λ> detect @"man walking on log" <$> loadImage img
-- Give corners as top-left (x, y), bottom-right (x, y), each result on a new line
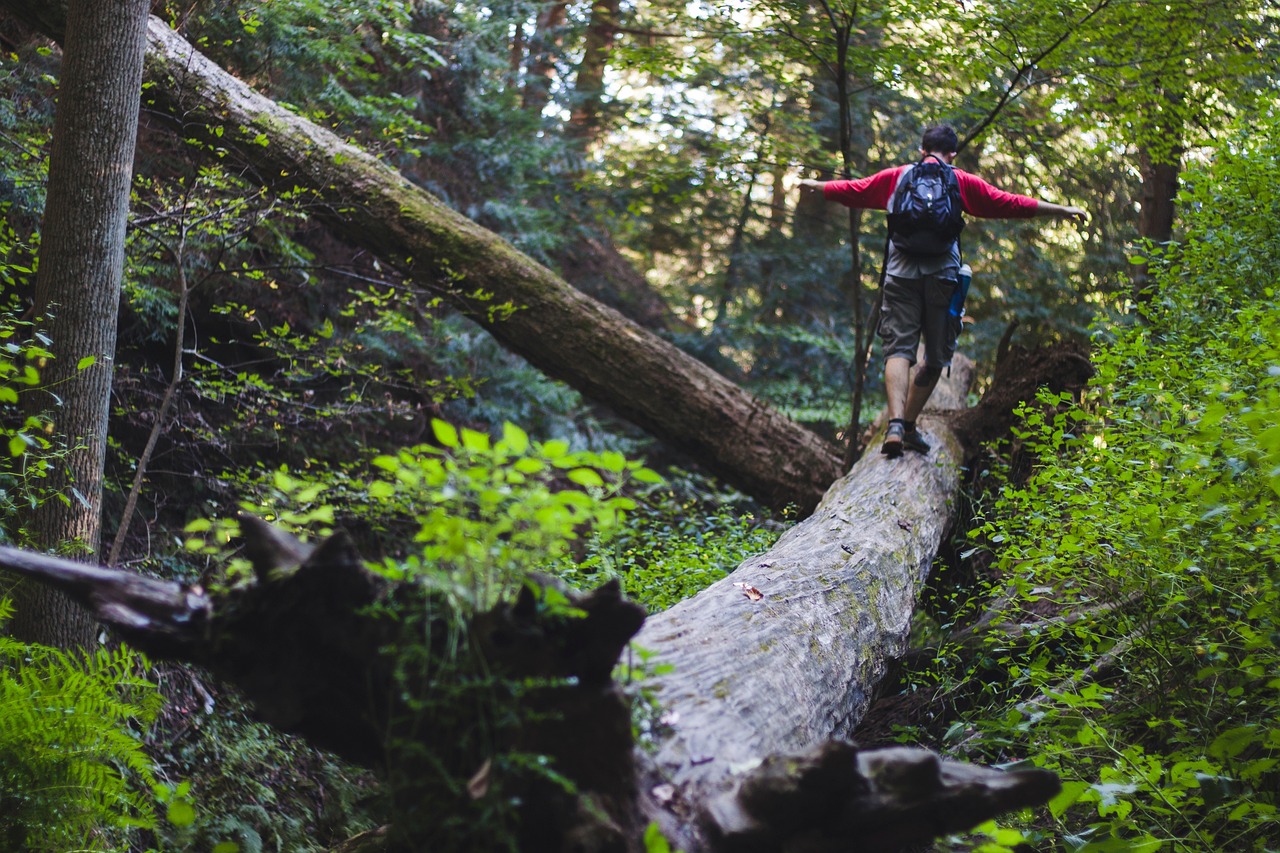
top-left (801, 125), bottom-right (1085, 457)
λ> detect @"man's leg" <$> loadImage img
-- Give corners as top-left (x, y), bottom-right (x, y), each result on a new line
top-left (881, 356), bottom-right (913, 456)
top-left (898, 271), bottom-right (959, 454)
top-left (885, 356), bottom-right (911, 422)
top-left (903, 365), bottom-right (942, 422)
top-left (878, 274), bottom-right (925, 457)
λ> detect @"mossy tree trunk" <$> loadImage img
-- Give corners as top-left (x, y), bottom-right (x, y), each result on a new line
top-left (0, 1), bottom-right (844, 514)
top-left (156, 11), bottom-right (842, 513)
top-left (10, 0), bottom-right (150, 649)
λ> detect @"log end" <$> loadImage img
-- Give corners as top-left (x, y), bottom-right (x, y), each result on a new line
top-left (698, 741), bottom-right (1059, 852)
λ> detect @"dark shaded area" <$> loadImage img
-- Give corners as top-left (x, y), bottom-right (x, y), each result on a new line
top-left (952, 340), bottom-right (1095, 454)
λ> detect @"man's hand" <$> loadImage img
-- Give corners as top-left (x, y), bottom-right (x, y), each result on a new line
top-left (1036, 201), bottom-right (1087, 222)
top-left (798, 178), bottom-right (826, 191)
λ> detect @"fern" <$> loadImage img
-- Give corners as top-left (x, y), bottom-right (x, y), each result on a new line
top-left (0, 598), bottom-right (161, 852)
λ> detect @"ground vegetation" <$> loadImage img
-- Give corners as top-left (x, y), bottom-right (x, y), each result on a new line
top-left (0, 0), bottom-right (1276, 849)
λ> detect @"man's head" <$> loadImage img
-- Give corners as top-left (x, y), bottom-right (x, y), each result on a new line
top-left (920, 125), bottom-right (959, 159)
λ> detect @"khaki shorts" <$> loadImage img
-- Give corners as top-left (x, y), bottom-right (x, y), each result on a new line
top-left (878, 272), bottom-right (961, 368)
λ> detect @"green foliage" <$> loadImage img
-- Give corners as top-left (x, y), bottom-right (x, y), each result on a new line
top-left (911, 117), bottom-right (1280, 850)
top-left (0, 600), bottom-right (162, 851)
top-left (0, 316), bottom-right (57, 529)
top-left (183, 418), bottom-right (663, 849)
top-left (565, 497), bottom-right (779, 613)
top-left (356, 419), bottom-right (660, 604)
top-left (180, 0), bottom-right (442, 157)
top-left (0, 44), bottom-right (55, 221)
top-left (152, 705), bottom-right (376, 853)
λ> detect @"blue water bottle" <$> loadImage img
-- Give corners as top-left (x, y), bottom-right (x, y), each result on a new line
top-left (950, 263), bottom-right (972, 318)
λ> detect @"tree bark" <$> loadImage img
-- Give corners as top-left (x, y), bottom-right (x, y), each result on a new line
top-left (566, 0), bottom-right (618, 149)
top-left (10, 0), bottom-right (149, 649)
top-left (1132, 144), bottom-right (1181, 304)
top-left (632, 356), bottom-right (1013, 848)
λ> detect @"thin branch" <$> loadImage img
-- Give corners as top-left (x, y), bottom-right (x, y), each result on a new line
top-left (107, 224), bottom-right (191, 567)
top-left (959, 0), bottom-right (1117, 152)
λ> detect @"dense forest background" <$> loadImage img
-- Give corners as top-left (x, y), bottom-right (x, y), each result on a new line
top-left (0, 0), bottom-right (1278, 851)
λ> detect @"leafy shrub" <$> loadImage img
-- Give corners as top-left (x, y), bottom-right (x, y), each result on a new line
top-left (183, 418), bottom-right (663, 850)
top-left (912, 117), bottom-right (1280, 851)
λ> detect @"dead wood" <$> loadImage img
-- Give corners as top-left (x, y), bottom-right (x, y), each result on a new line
top-left (0, 522), bottom-right (648, 849)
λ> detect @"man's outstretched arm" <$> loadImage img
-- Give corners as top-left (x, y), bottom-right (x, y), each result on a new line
top-left (798, 170), bottom-right (902, 210)
top-left (1032, 200), bottom-right (1088, 221)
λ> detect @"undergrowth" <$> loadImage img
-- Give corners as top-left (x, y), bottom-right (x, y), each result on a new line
top-left (897, 118), bottom-right (1280, 851)
top-left (0, 600), bottom-right (162, 852)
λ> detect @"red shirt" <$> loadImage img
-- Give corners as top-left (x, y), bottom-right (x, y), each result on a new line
top-left (822, 165), bottom-right (1039, 219)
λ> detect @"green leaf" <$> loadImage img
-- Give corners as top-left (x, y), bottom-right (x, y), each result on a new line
top-left (372, 454), bottom-right (400, 472)
top-left (643, 822), bottom-right (672, 853)
top-left (1209, 726), bottom-right (1259, 760)
top-left (461, 427), bottom-right (490, 452)
top-left (166, 799), bottom-right (196, 827)
top-left (599, 450), bottom-right (627, 472)
top-left (0, 385), bottom-right (17, 403)
top-left (368, 480), bottom-right (396, 500)
top-left (1048, 780), bottom-right (1090, 820)
top-left (295, 483), bottom-right (326, 503)
top-left (500, 422), bottom-right (529, 454)
top-left (432, 419), bottom-right (459, 448)
top-left (76, 354), bottom-right (96, 370)
top-left (273, 468), bottom-right (298, 493)
top-left (568, 468), bottom-right (605, 488)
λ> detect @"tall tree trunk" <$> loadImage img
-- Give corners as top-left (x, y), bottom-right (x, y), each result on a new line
top-left (1131, 85), bottom-right (1185, 305)
top-left (521, 0), bottom-right (568, 116)
top-left (10, 0), bottom-right (149, 649)
top-left (1133, 145), bottom-right (1181, 304)
top-left (769, 163), bottom-right (789, 232)
top-left (566, 0), bottom-right (617, 149)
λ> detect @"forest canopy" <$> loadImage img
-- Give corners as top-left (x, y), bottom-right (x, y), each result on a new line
top-left (0, 0), bottom-right (1277, 851)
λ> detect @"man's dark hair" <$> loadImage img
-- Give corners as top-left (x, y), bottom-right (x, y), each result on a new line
top-left (921, 125), bottom-right (959, 154)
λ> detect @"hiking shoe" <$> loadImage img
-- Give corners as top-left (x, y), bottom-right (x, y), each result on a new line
top-left (881, 421), bottom-right (905, 458)
top-left (902, 426), bottom-right (931, 455)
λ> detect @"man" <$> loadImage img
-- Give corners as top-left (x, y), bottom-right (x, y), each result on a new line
top-left (800, 125), bottom-right (1085, 457)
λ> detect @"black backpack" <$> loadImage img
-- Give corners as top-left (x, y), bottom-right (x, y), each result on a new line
top-left (886, 155), bottom-right (964, 256)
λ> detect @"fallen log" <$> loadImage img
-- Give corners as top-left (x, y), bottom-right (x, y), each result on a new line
top-left (632, 355), bottom-right (1056, 850)
top-left (0, 355), bottom-right (1060, 851)
top-left (0, 2), bottom-right (842, 515)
